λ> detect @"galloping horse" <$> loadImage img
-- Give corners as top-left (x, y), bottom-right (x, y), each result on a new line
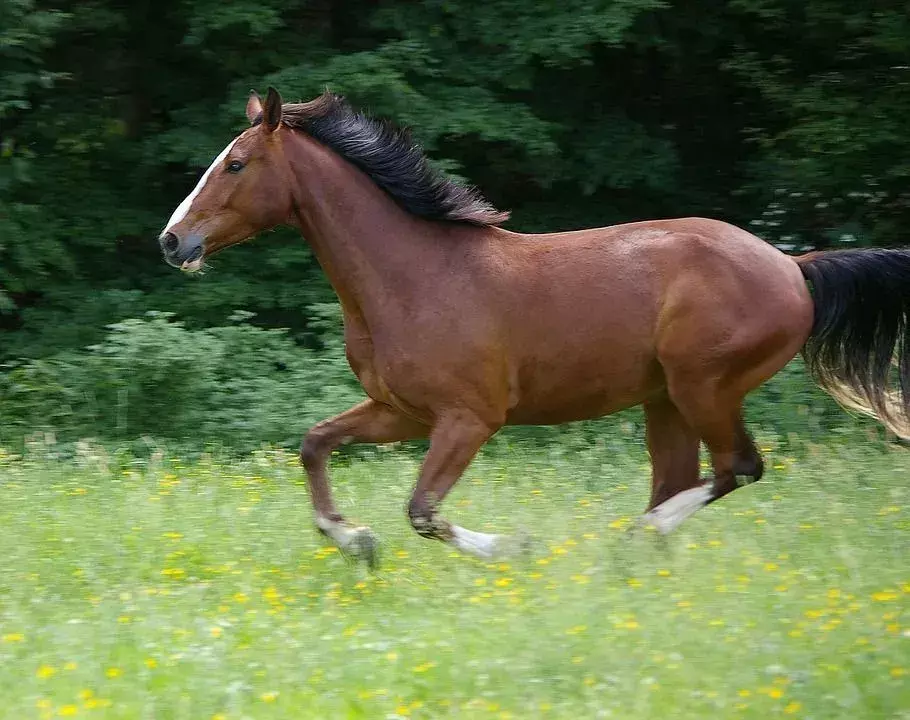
top-left (159, 87), bottom-right (910, 565)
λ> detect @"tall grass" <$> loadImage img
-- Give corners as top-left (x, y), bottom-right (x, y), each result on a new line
top-left (0, 442), bottom-right (906, 718)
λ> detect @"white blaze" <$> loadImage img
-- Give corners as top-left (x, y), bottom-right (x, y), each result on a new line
top-left (160, 137), bottom-right (239, 236)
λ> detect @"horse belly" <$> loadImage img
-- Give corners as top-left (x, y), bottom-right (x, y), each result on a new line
top-left (504, 344), bottom-right (664, 425)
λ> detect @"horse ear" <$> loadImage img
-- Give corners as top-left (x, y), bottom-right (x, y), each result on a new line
top-left (263, 86), bottom-right (283, 133)
top-left (246, 90), bottom-right (263, 125)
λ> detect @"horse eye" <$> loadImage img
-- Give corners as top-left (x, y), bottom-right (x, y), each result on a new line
top-left (227, 160), bottom-right (244, 173)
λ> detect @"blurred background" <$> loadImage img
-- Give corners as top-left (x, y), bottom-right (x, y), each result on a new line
top-left (2, 0), bottom-right (908, 452)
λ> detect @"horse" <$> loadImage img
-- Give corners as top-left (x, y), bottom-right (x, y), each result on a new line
top-left (158, 87), bottom-right (910, 567)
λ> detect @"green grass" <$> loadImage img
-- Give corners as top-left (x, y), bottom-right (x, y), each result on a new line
top-left (0, 440), bottom-right (907, 719)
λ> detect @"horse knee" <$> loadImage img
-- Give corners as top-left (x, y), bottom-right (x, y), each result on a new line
top-left (299, 427), bottom-right (328, 468)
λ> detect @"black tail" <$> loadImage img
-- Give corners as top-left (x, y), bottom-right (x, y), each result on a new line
top-left (798, 248), bottom-right (910, 439)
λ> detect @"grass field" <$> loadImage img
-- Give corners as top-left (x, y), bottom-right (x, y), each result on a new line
top-left (0, 440), bottom-right (907, 719)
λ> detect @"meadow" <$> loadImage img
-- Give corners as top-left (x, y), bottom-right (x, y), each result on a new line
top-left (0, 439), bottom-right (907, 719)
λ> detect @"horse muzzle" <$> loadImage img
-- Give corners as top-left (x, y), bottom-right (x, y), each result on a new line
top-left (159, 232), bottom-right (205, 272)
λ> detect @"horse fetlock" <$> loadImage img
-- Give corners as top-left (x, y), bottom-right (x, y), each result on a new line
top-left (314, 512), bottom-right (345, 536)
top-left (407, 506), bottom-right (452, 541)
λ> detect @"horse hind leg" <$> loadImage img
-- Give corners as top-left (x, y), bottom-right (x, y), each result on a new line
top-left (643, 390), bottom-right (766, 534)
top-left (642, 395), bottom-right (700, 511)
top-left (640, 395), bottom-right (714, 534)
top-left (730, 419), bottom-right (764, 486)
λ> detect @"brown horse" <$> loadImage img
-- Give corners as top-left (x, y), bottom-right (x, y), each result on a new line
top-left (159, 87), bottom-right (910, 565)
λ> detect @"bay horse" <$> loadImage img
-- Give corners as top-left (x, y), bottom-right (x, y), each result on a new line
top-left (159, 87), bottom-right (910, 566)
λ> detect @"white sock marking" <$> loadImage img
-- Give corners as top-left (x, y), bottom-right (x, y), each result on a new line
top-left (643, 483), bottom-right (715, 534)
top-left (315, 514), bottom-right (365, 550)
top-left (160, 137), bottom-right (239, 236)
top-left (450, 525), bottom-right (502, 559)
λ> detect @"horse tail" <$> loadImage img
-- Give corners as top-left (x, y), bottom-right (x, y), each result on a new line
top-left (796, 248), bottom-right (910, 439)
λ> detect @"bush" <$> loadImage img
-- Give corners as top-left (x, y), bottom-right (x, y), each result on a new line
top-left (0, 309), bottom-right (364, 452)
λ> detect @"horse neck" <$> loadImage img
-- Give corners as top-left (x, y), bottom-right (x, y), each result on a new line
top-left (282, 129), bottom-right (470, 319)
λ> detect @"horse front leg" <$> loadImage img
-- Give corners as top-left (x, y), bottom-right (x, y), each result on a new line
top-left (300, 399), bottom-right (428, 567)
top-left (406, 409), bottom-right (510, 559)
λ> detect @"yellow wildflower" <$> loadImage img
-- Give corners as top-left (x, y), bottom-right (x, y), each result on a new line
top-left (36, 665), bottom-right (56, 679)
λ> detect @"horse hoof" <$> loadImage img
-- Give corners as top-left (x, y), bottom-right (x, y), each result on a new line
top-left (514, 529), bottom-right (536, 557)
top-left (347, 527), bottom-right (380, 571)
top-left (491, 531), bottom-right (535, 559)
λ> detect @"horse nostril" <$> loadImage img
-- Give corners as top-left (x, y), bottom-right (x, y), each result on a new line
top-left (161, 232), bottom-right (180, 254)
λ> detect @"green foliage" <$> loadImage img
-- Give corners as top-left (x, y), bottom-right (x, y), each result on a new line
top-left (0, 310), bottom-right (363, 451)
top-left (0, 0), bottom-right (67, 118)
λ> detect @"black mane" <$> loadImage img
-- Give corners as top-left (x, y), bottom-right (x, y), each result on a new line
top-left (278, 92), bottom-right (509, 227)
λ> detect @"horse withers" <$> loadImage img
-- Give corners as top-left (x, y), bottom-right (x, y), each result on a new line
top-left (158, 87), bottom-right (910, 566)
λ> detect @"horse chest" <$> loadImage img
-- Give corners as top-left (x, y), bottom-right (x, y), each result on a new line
top-left (344, 322), bottom-right (452, 423)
